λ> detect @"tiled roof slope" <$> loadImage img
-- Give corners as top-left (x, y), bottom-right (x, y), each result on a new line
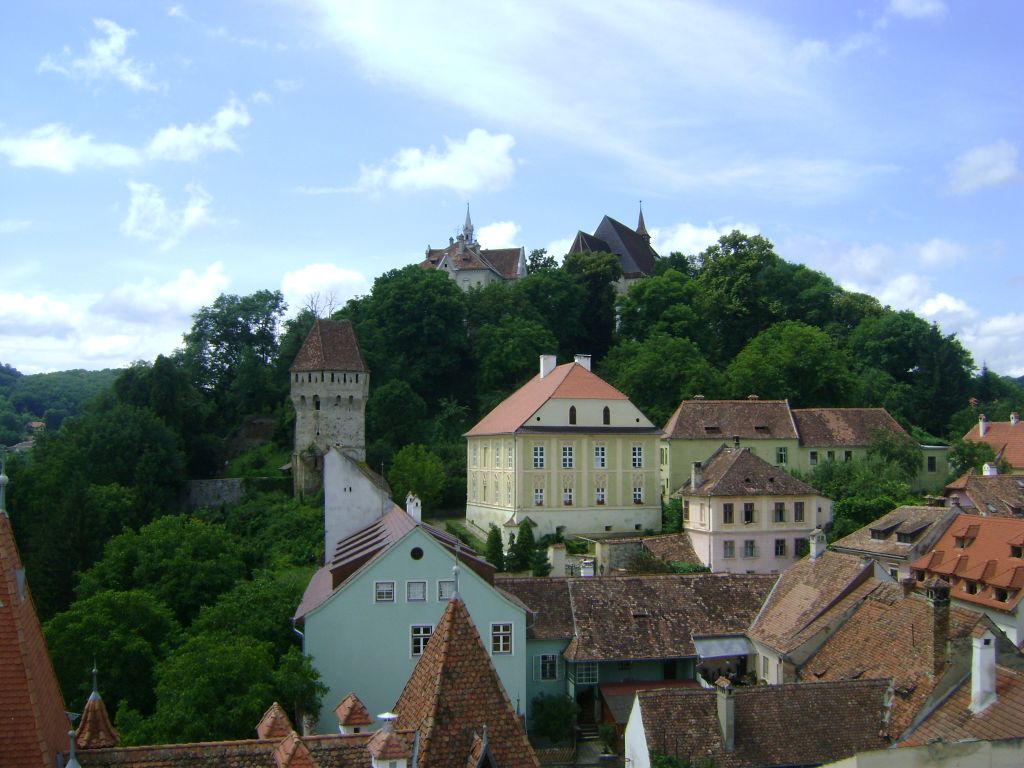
top-left (0, 511), bottom-right (71, 768)
top-left (334, 693), bottom-right (372, 727)
top-left (832, 505), bottom-right (958, 558)
top-left (903, 664), bottom-right (1024, 745)
top-left (466, 362), bottom-right (632, 437)
top-left (963, 420), bottom-right (1024, 469)
top-left (256, 702), bottom-right (293, 740)
top-left (801, 582), bottom-right (988, 737)
top-left (662, 399), bottom-right (797, 441)
top-left (592, 216), bottom-right (659, 277)
top-left (77, 689), bottom-right (119, 749)
top-left (421, 242), bottom-right (524, 281)
top-left (791, 407), bottom-right (908, 447)
top-left (946, 471), bottom-right (1024, 518)
top-left (748, 550), bottom-right (877, 654)
top-left (290, 319), bottom-right (367, 373)
top-left (636, 680), bottom-right (889, 768)
top-left (393, 597), bottom-right (539, 768)
top-left (911, 514), bottom-right (1024, 612)
top-left (641, 532), bottom-right (700, 565)
top-left (679, 446), bottom-right (820, 496)
top-left (502, 574), bottom-right (775, 661)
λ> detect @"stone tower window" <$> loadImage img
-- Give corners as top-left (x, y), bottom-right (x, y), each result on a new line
top-left (314, 395), bottom-right (321, 411)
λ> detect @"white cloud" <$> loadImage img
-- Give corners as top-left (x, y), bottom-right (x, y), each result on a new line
top-left (352, 129), bottom-right (516, 196)
top-left (0, 124), bottom-right (141, 172)
top-left (887, 0), bottom-right (947, 20)
top-left (544, 238), bottom-right (574, 260)
top-left (250, 90), bottom-right (272, 104)
top-left (120, 181), bottom-right (212, 249)
top-left (916, 237), bottom-right (966, 268)
top-left (651, 220), bottom-right (759, 256)
top-left (94, 262), bottom-right (229, 324)
top-left (168, 5), bottom-right (191, 21)
top-left (959, 313), bottom-right (1024, 377)
top-left (274, 78), bottom-right (304, 92)
top-left (146, 99), bottom-right (251, 162)
top-left (477, 221), bottom-right (521, 248)
top-left (919, 292), bottom-right (975, 320)
top-left (948, 140), bottom-right (1020, 195)
top-left (0, 219), bottom-right (31, 234)
top-left (280, 264), bottom-right (369, 314)
top-left (0, 292), bottom-right (80, 339)
top-left (39, 18), bottom-right (156, 91)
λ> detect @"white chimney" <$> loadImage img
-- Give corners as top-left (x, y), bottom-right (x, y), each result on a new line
top-left (715, 678), bottom-right (735, 752)
top-left (809, 526), bottom-right (827, 562)
top-left (691, 461), bottom-right (704, 489)
top-left (539, 354), bottom-right (557, 379)
top-left (1012, 412), bottom-right (1020, 426)
top-left (970, 630), bottom-right (997, 713)
top-left (979, 414), bottom-right (988, 437)
top-left (983, 462), bottom-right (999, 477)
top-left (573, 354), bottom-right (592, 371)
top-left (406, 493), bottom-right (422, 523)
top-left (548, 543), bottom-right (567, 577)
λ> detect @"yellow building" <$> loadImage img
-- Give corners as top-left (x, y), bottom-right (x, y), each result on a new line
top-left (465, 355), bottom-right (662, 543)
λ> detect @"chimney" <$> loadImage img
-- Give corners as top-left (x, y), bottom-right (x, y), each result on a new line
top-left (573, 354), bottom-right (592, 371)
top-left (970, 630), bottom-right (997, 713)
top-left (747, 394), bottom-right (759, 401)
top-left (732, 435), bottom-right (740, 448)
top-left (693, 394), bottom-right (705, 400)
top-left (1012, 412), bottom-right (1020, 426)
top-left (809, 526), bottom-right (827, 562)
top-left (983, 462), bottom-right (998, 477)
top-left (406, 493), bottom-right (422, 523)
top-left (691, 461), bottom-right (704, 489)
top-left (539, 354), bottom-right (557, 379)
top-left (901, 577), bottom-right (917, 598)
top-left (925, 580), bottom-right (950, 677)
top-left (715, 678), bottom-right (735, 752)
top-left (548, 543), bottom-right (567, 577)
top-left (979, 414), bottom-right (987, 437)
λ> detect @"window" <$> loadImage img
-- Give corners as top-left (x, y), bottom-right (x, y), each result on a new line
top-left (595, 487), bottom-right (606, 505)
top-left (844, 450), bottom-right (853, 462)
top-left (1011, 545), bottom-right (1023, 559)
top-left (889, 568), bottom-right (899, 581)
top-left (773, 502), bottom-right (786, 523)
top-left (576, 661), bottom-right (598, 685)
top-left (809, 451), bottom-right (818, 466)
top-left (632, 445), bottom-right (643, 468)
top-left (534, 487), bottom-right (544, 506)
top-left (660, 446), bottom-right (667, 466)
top-left (602, 406), bottom-right (610, 425)
top-left (594, 445), bottom-right (606, 469)
top-left (995, 588), bottom-right (1009, 602)
top-left (723, 502), bottom-right (734, 524)
top-left (743, 503), bottom-right (755, 524)
top-left (375, 581), bottom-right (395, 603)
top-left (472, 445), bottom-right (478, 467)
top-left (533, 445), bottom-right (545, 469)
top-left (562, 445), bottom-right (574, 469)
top-left (508, 447), bottom-right (513, 469)
top-left (491, 623), bottom-right (513, 654)
top-left (406, 581), bottom-right (426, 602)
top-left (563, 487), bottom-right (574, 506)
top-left (827, 450), bottom-right (835, 462)
top-left (411, 625), bottom-right (433, 656)
top-left (494, 446), bottom-right (500, 468)
top-left (776, 447), bottom-right (788, 465)
top-left (535, 653), bottom-right (559, 681)
top-left (314, 395), bottom-right (321, 411)
top-left (569, 406), bottom-right (577, 425)
top-left (723, 540), bottom-right (735, 558)
top-left (633, 486), bottom-right (643, 504)
top-left (438, 580), bottom-right (455, 600)
top-left (762, 655), bottom-right (769, 679)
top-left (682, 499), bottom-right (690, 521)
top-left (794, 501), bottom-right (805, 522)
top-left (927, 456), bottom-right (937, 473)
top-left (964, 581), bottom-right (978, 595)
top-left (743, 540), bottom-right (757, 558)
top-left (794, 538), bottom-right (809, 557)
top-left (507, 485), bottom-right (512, 505)
top-left (774, 539), bottom-right (787, 557)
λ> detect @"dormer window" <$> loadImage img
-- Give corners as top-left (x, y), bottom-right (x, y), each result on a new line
top-left (955, 537), bottom-right (969, 549)
top-left (870, 529), bottom-right (886, 540)
top-left (1011, 545), bottom-right (1023, 559)
top-left (994, 588), bottom-right (1010, 603)
top-left (964, 581), bottom-right (978, 595)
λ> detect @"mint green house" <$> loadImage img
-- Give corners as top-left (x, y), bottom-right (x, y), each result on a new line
top-left (296, 506), bottom-right (527, 733)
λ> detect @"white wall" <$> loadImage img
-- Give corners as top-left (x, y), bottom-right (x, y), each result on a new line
top-left (624, 695), bottom-right (650, 768)
top-left (324, 448), bottom-right (392, 557)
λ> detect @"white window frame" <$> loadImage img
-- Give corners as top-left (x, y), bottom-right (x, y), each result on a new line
top-left (533, 445), bottom-right (545, 469)
top-left (632, 444), bottom-right (643, 469)
top-left (507, 446), bottom-right (513, 469)
top-left (563, 486), bottom-right (574, 506)
top-left (411, 624), bottom-right (433, 656)
top-left (534, 487), bottom-right (544, 506)
top-left (794, 501), bottom-right (805, 523)
top-left (374, 581), bottom-right (396, 603)
top-left (776, 447), bottom-right (788, 465)
top-left (743, 540), bottom-right (757, 558)
top-left (723, 503), bottom-right (734, 524)
top-left (491, 622), bottom-right (513, 654)
top-left (406, 580), bottom-right (427, 602)
top-left (594, 445), bottom-right (606, 469)
top-left (774, 539), bottom-right (787, 557)
top-left (576, 661), bottom-right (598, 685)
top-left (438, 580), bottom-right (455, 601)
top-left (633, 486), bottom-right (643, 504)
top-left (595, 486), bottom-right (606, 505)
top-left (562, 445), bottom-right (574, 469)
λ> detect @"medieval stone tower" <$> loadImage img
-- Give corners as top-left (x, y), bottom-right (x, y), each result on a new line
top-left (290, 319), bottom-right (369, 497)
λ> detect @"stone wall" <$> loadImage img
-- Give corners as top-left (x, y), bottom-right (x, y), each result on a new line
top-left (189, 478), bottom-right (245, 509)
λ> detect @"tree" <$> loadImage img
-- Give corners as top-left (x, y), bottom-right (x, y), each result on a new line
top-left (472, 317), bottom-right (558, 412)
top-left (508, 520), bottom-right (537, 572)
top-left (366, 379), bottom-right (428, 451)
top-left (484, 524), bottom-right (505, 571)
top-left (947, 438), bottom-right (1001, 477)
top-left (530, 693), bottom-right (579, 745)
top-left (562, 250), bottom-right (622, 360)
top-left (514, 269), bottom-right (588, 361)
top-left (526, 248), bottom-right (558, 274)
top-left (866, 428), bottom-right (923, 484)
top-left (530, 547), bottom-right (552, 577)
top-left (616, 268), bottom-right (701, 344)
top-left (387, 444), bottom-right (445, 511)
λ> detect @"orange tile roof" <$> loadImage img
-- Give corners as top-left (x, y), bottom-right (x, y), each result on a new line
top-left (421, 242), bottom-right (524, 281)
top-left (76, 689), bottom-right (119, 750)
top-left (256, 701), bottom-right (293, 740)
top-left (290, 319), bottom-right (367, 373)
top-left (964, 420), bottom-right (1024, 469)
top-left (334, 693), bottom-right (372, 727)
top-left (911, 514), bottom-right (1024, 612)
top-left (466, 362), bottom-right (630, 436)
top-left (903, 665), bottom-right (1024, 744)
top-left (0, 511), bottom-right (72, 768)
top-left (393, 597), bottom-right (539, 768)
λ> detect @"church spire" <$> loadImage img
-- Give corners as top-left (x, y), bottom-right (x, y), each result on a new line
top-left (463, 204), bottom-right (474, 245)
top-left (637, 201), bottom-right (650, 243)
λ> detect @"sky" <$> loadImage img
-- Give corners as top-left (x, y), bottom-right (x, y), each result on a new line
top-left (1, 0), bottom-right (1022, 377)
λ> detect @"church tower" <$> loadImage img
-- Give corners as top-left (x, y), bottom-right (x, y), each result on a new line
top-left (290, 319), bottom-right (369, 497)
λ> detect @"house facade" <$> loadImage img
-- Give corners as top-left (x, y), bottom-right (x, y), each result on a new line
top-left (465, 355), bottom-right (662, 543)
top-left (675, 446), bottom-right (833, 574)
top-left (419, 206), bottom-right (526, 290)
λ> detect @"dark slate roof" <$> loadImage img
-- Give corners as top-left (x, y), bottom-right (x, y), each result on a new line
top-left (662, 399), bottom-right (798, 441)
top-left (832, 505), bottom-right (958, 559)
top-left (677, 446), bottom-right (821, 497)
top-left (290, 319), bottom-right (368, 373)
top-left (568, 215), bottom-right (659, 278)
top-left (637, 680), bottom-right (890, 768)
top-left (791, 407), bottom-right (908, 447)
top-left (500, 574), bottom-right (776, 661)
top-left (393, 597), bottom-right (540, 768)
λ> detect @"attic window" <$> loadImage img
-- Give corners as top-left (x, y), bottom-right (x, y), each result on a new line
top-left (704, 426), bottom-right (720, 433)
top-left (954, 537), bottom-right (970, 549)
top-left (754, 425), bottom-right (769, 432)
top-left (1011, 545), bottom-right (1023, 558)
top-left (987, 503), bottom-right (998, 514)
top-left (870, 529), bottom-right (887, 540)
top-left (964, 581), bottom-right (978, 595)
top-left (410, 547), bottom-right (424, 560)
top-left (896, 531), bottom-right (920, 544)
top-left (994, 588), bottom-right (1009, 602)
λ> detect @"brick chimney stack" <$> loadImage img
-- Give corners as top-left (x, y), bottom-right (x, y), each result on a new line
top-left (925, 579), bottom-right (950, 678)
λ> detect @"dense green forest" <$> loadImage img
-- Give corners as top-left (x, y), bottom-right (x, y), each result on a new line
top-left (4, 230), bottom-right (1024, 744)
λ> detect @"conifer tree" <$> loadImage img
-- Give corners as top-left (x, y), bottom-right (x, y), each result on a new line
top-left (484, 524), bottom-right (505, 571)
top-left (509, 520), bottom-right (536, 572)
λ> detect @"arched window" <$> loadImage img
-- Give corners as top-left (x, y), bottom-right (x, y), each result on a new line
top-left (569, 406), bottom-right (577, 425)
top-left (603, 406), bottom-right (610, 425)
top-left (314, 395), bottom-right (321, 411)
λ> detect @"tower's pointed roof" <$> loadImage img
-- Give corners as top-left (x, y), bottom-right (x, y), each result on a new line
top-left (290, 319), bottom-right (368, 373)
top-left (0, 504), bottom-right (71, 767)
top-left (464, 203), bottom-right (475, 244)
top-left (393, 597), bottom-right (539, 768)
top-left (334, 692), bottom-right (372, 727)
top-left (256, 701), bottom-right (295, 740)
top-left (636, 202), bottom-right (649, 240)
top-left (75, 666), bottom-right (119, 750)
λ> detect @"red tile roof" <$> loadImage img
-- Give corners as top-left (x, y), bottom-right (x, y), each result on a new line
top-left (334, 693), bottom-right (372, 727)
top-left (945, 471), bottom-right (1024, 518)
top-left (466, 363), bottom-right (633, 436)
top-left (256, 702), bottom-right (293, 740)
top-left (0, 511), bottom-right (72, 768)
top-left (640, 532), bottom-right (700, 566)
top-left (792, 407), bottom-right (908, 447)
top-left (421, 242), bottom-right (524, 281)
top-left (963, 419), bottom-right (1024, 469)
top-left (911, 513), bottom-right (1024, 612)
top-left (832, 505), bottom-right (958, 560)
top-left (290, 319), bottom-right (367, 373)
top-left (77, 690), bottom-right (119, 749)
top-left (366, 728), bottom-right (411, 760)
top-left (394, 597), bottom-right (539, 768)
top-left (662, 399), bottom-right (797, 441)
top-left (678, 446), bottom-right (821, 497)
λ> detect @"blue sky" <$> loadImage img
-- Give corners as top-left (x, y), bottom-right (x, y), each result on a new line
top-left (1, 0), bottom-right (1022, 376)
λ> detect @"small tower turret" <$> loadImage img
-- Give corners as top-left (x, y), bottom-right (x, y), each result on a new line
top-left (637, 201), bottom-right (650, 244)
top-left (463, 203), bottom-right (475, 245)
